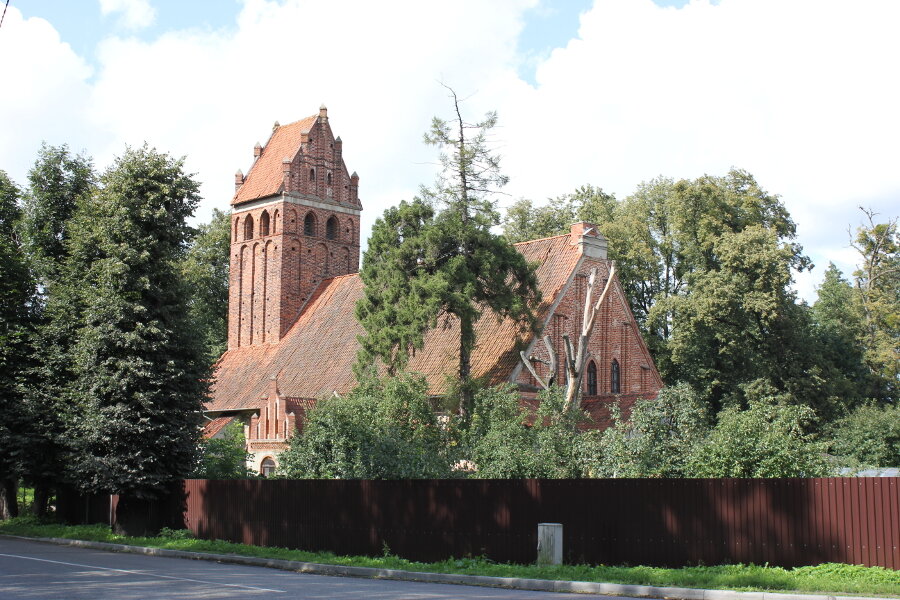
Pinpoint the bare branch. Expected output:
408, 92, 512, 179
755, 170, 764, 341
520, 351, 549, 390
542, 335, 557, 387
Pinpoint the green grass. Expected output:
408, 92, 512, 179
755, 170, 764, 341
1, 517, 897, 597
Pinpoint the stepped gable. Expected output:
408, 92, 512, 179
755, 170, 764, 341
232, 115, 317, 205
207, 233, 582, 413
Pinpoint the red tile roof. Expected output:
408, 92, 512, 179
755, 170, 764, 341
232, 115, 318, 206
203, 415, 236, 438
207, 234, 583, 412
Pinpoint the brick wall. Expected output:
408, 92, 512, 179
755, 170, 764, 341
514, 235, 663, 407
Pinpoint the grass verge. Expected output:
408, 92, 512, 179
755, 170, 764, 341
1, 517, 897, 597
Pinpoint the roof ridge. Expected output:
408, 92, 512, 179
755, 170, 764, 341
278, 114, 318, 129
512, 232, 571, 246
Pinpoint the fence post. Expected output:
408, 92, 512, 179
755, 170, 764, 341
537, 523, 563, 565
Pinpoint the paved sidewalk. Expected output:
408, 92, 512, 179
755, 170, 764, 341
1, 535, 890, 600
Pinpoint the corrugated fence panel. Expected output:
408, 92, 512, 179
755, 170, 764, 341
59, 478, 899, 569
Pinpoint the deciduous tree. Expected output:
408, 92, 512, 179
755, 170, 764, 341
0, 172, 33, 519
850, 209, 898, 398
17, 144, 95, 515
278, 375, 453, 479
65, 145, 208, 499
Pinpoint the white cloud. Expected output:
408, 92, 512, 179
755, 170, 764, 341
99, 0, 156, 30
1, 0, 898, 304
0, 8, 99, 186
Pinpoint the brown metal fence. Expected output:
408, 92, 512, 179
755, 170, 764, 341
62, 478, 899, 569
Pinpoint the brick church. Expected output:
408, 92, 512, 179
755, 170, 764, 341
204, 107, 663, 474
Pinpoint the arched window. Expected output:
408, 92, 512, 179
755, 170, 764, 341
260, 457, 276, 477
326, 216, 338, 240
233, 217, 239, 241
243, 214, 254, 240
308, 168, 315, 181
259, 211, 270, 236
304, 212, 316, 236
610, 359, 621, 394
326, 172, 333, 185
272, 210, 279, 234
587, 361, 598, 396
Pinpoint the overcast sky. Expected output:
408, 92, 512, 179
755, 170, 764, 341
2, 0, 898, 301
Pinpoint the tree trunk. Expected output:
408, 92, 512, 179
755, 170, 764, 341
0, 479, 18, 520
32, 484, 51, 517
458, 314, 475, 422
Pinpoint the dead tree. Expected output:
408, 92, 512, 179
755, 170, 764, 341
520, 263, 616, 413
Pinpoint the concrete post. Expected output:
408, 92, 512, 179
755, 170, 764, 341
537, 522, 563, 565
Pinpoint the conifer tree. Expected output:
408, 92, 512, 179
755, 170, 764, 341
65, 145, 208, 499
357, 90, 540, 421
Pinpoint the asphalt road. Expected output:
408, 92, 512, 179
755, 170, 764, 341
0, 537, 608, 600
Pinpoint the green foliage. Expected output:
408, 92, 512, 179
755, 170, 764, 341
850, 209, 899, 398
466, 386, 599, 478
595, 383, 708, 478
278, 375, 453, 479
0, 171, 34, 515
687, 381, 829, 477
63, 145, 208, 498
502, 185, 617, 244
808, 264, 873, 411
829, 403, 900, 468
355, 199, 446, 375
180, 208, 231, 364
16, 146, 97, 514
357, 91, 539, 420
193, 421, 251, 479
503, 171, 819, 418
19, 143, 95, 285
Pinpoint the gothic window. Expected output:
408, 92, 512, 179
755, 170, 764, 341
244, 214, 254, 240
259, 211, 270, 236
326, 216, 338, 240
272, 210, 279, 234
587, 361, 597, 396
326, 172, 333, 185
304, 212, 316, 236
611, 359, 621, 394
260, 457, 276, 477
308, 168, 315, 181
233, 217, 239, 241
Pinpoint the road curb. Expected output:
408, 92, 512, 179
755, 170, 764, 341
1, 535, 888, 600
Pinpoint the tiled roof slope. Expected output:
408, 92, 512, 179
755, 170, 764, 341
232, 115, 318, 206
208, 234, 582, 412
203, 415, 235, 438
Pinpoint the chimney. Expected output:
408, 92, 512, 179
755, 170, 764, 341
570, 222, 608, 259
319, 104, 328, 121
234, 169, 244, 192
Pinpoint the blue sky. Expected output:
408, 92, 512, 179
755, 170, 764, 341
2, 0, 899, 302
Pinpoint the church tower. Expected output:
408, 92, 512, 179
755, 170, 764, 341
228, 106, 361, 349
